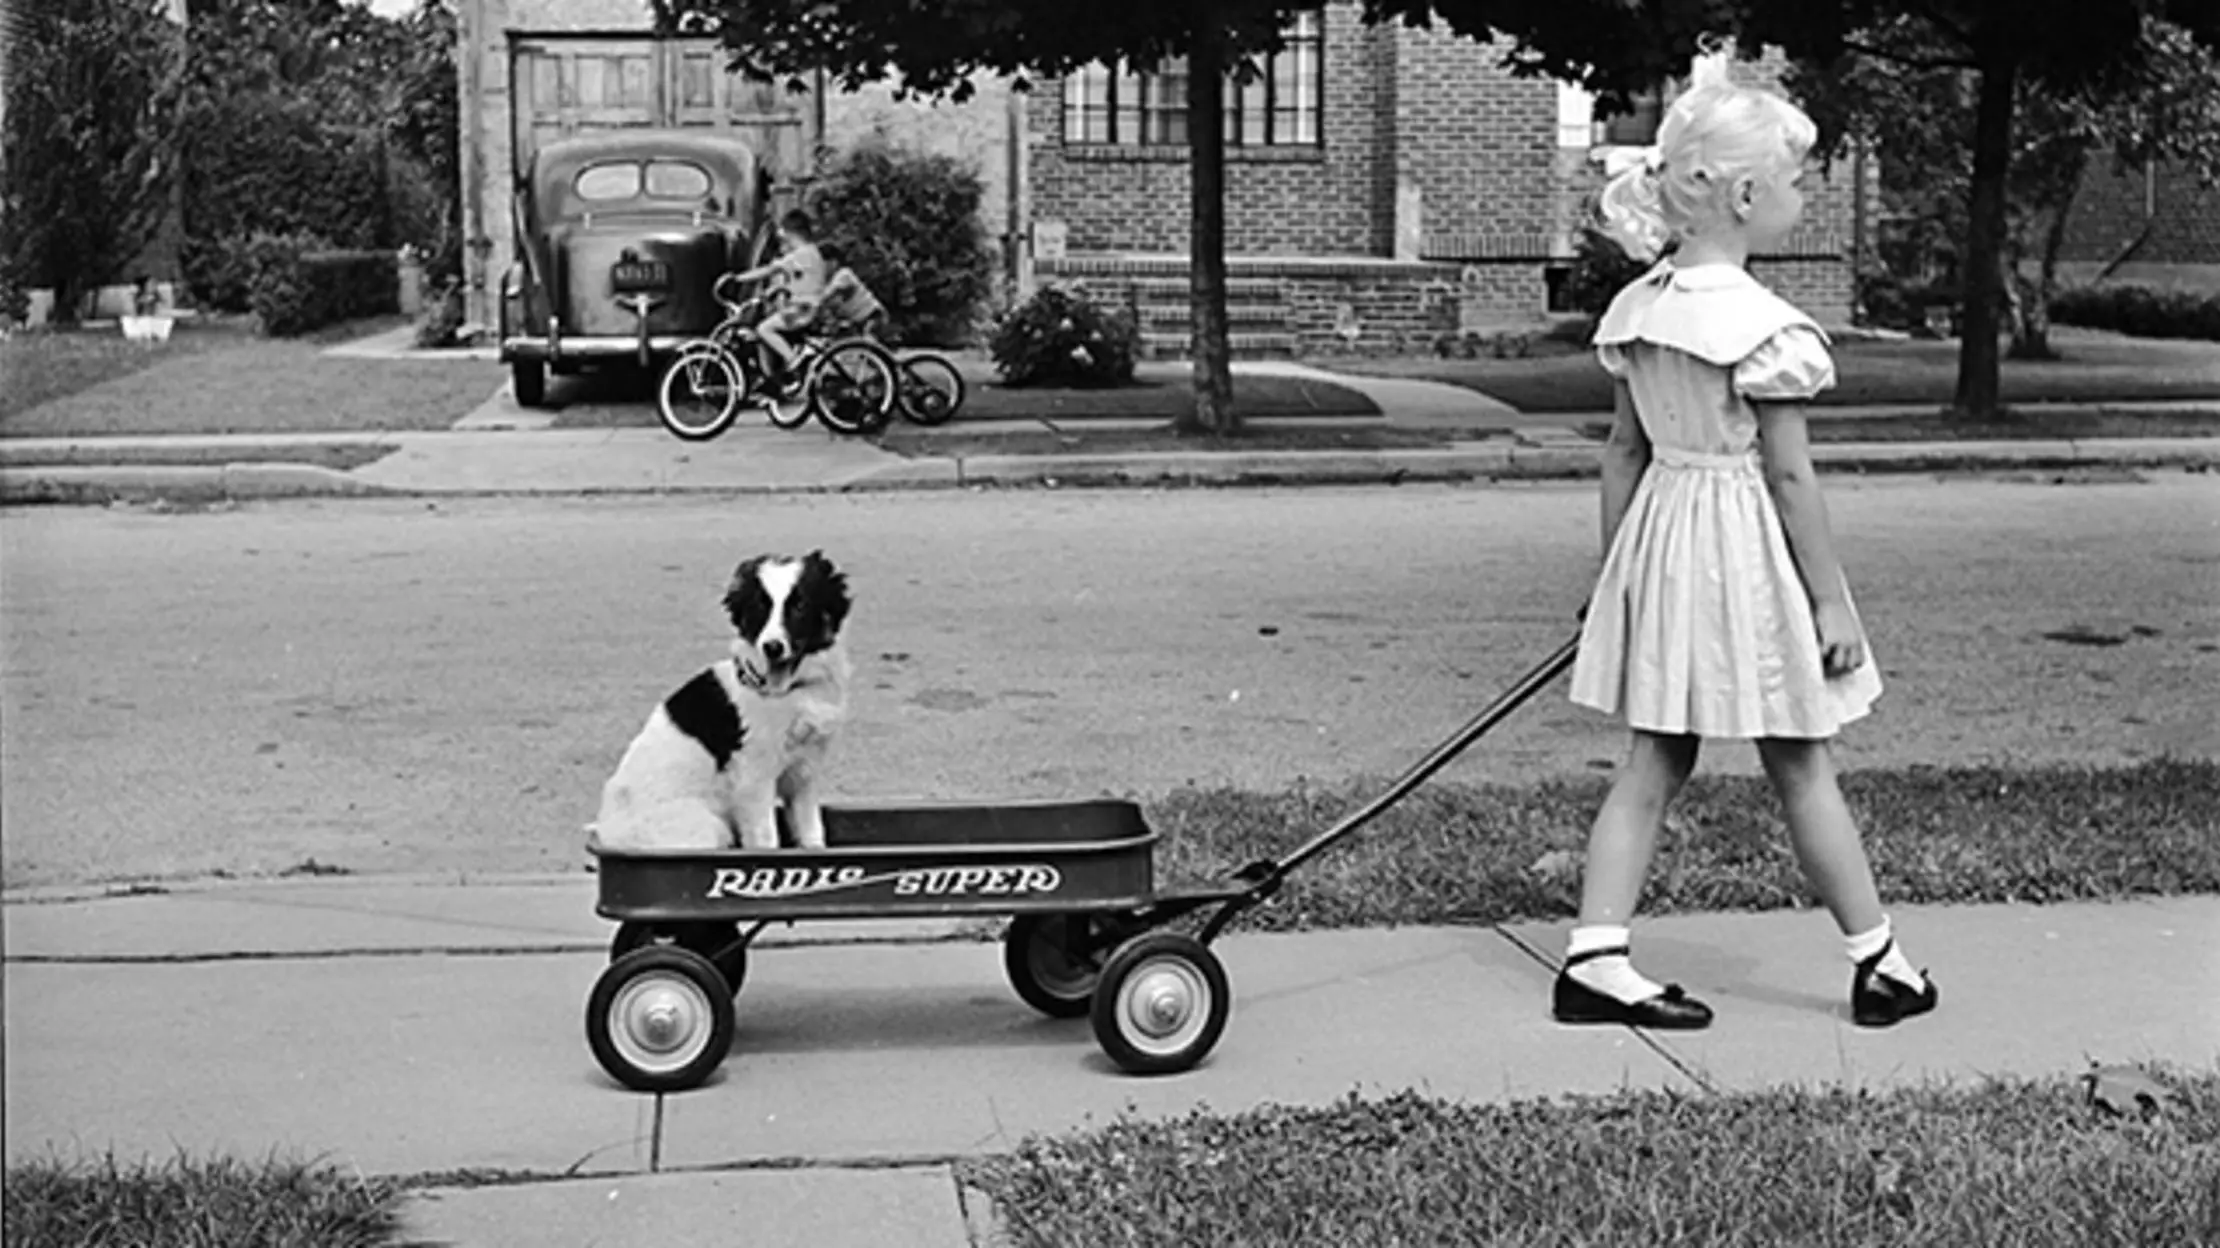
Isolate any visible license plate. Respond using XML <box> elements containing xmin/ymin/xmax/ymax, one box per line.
<box><xmin>611</xmin><ymin>261</ymin><xmax>668</xmax><ymax>292</ymax></box>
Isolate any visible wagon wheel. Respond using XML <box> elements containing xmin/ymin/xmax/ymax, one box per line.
<box><xmin>586</xmin><ymin>947</ymin><xmax>735</xmax><ymax>1094</ymax></box>
<box><xmin>1091</xmin><ymin>933</ymin><xmax>1231</xmax><ymax>1076</ymax></box>
<box><xmin>610</xmin><ymin>921</ymin><xmax>748</xmax><ymax>996</ymax></box>
<box><xmin>1003</xmin><ymin>913</ymin><xmax>1117</xmax><ymax>1019</ymax></box>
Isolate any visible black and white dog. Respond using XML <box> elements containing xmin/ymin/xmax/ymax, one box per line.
<box><xmin>595</xmin><ymin>552</ymin><xmax>852</xmax><ymax>852</ymax></box>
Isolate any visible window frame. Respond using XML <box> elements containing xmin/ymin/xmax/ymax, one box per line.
<box><xmin>1061</xmin><ymin>9</ymin><xmax>1325</xmax><ymax>149</ymax></box>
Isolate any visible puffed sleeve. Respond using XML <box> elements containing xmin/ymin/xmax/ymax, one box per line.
<box><xmin>1733</xmin><ymin>325</ymin><xmax>1836</xmax><ymax>401</ymax></box>
<box><xmin>1595</xmin><ymin>343</ymin><xmax>1630</xmax><ymax>378</ymax></box>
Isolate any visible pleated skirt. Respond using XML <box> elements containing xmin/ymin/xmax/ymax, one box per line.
<box><xmin>1569</xmin><ymin>447</ymin><xmax>1882</xmax><ymax>739</ymax></box>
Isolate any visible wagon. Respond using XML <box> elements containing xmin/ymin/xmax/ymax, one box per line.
<box><xmin>585</xmin><ymin>633</ymin><xmax>1581</xmax><ymax>1093</ymax></box>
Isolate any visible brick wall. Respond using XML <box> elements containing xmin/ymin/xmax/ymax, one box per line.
<box><xmin>1025</xmin><ymin>10</ymin><xmax>1855</xmax><ymax>325</ymax></box>
<box><xmin>1025</xmin><ymin>2</ymin><xmax>1386</xmax><ymax>255</ymax></box>
<box><xmin>2057</xmin><ymin>158</ymin><xmax>2220</xmax><ymax>290</ymax></box>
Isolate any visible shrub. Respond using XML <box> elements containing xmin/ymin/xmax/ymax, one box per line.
<box><xmin>989</xmin><ymin>285</ymin><xmax>1140</xmax><ymax>388</ymax></box>
<box><xmin>804</xmin><ymin>142</ymin><xmax>996</xmax><ymax>347</ymax></box>
<box><xmin>413</xmin><ymin>276</ymin><xmax>467</xmax><ymax>348</ymax></box>
<box><xmin>2050</xmin><ymin>283</ymin><xmax>2220</xmax><ymax>342</ymax></box>
<box><xmin>181</xmin><ymin>93</ymin><xmax>394</xmax><ymax>312</ymax></box>
<box><xmin>245</xmin><ymin>234</ymin><xmax>397</xmax><ymax>337</ymax></box>
<box><xmin>1560</xmin><ymin>226</ymin><xmax>1652</xmax><ymax>318</ymax></box>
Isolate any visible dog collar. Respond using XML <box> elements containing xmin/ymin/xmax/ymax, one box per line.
<box><xmin>736</xmin><ymin>660</ymin><xmax>769</xmax><ymax>692</ymax></box>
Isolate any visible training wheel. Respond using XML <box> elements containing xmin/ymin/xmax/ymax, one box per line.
<box><xmin>609</xmin><ymin>920</ymin><xmax>748</xmax><ymax>996</ymax></box>
<box><xmin>1090</xmin><ymin>932</ymin><xmax>1230</xmax><ymax>1076</ymax></box>
<box><xmin>1003</xmin><ymin>913</ymin><xmax>1113</xmax><ymax>1018</ymax></box>
<box><xmin>586</xmin><ymin>947</ymin><xmax>735</xmax><ymax>1093</ymax></box>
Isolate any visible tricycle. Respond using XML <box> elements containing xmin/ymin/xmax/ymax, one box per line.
<box><xmin>585</xmin><ymin>632</ymin><xmax>1582</xmax><ymax>1093</ymax></box>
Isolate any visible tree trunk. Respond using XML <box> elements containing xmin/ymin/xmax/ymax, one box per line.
<box><xmin>2010</xmin><ymin>155</ymin><xmax>2085</xmax><ymax>362</ymax></box>
<box><xmin>1179</xmin><ymin>28</ymin><xmax>1237</xmax><ymax>437</ymax></box>
<box><xmin>1954</xmin><ymin>52</ymin><xmax>2017</xmax><ymax>416</ymax></box>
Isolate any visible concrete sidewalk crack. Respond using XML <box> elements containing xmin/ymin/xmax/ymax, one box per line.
<box><xmin>1489</xmin><ymin>923</ymin><xmax>1720</xmax><ymax>1096</ymax></box>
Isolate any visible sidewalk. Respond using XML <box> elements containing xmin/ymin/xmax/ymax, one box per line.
<box><xmin>5</xmin><ymin>874</ymin><xmax>2215</xmax><ymax>1244</ymax></box>
<box><xmin>3</xmin><ymin>355</ymin><xmax>2215</xmax><ymax>505</ymax></box>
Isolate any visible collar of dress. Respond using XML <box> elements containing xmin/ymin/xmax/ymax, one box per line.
<box><xmin>1592</xmin><ymin>260</ymin><xmax>1829</xmax><ymax>367</ymax></box>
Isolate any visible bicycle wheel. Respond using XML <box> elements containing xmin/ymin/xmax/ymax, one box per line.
<box><xmin>657</xmin><ymin>345</ymin><xmax>743</xmax><ymax>442</ymax></box>
<box><xmin>808</xmin><ymin>339</ymin><xmax>899</xmax><ymax>436</ymax></box>
<box><xmin>896</xmin><ymin>353</ymin><xmax>964</xmax><ymax>426</ymax></box>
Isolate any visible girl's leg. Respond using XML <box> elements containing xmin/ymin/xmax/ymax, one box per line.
<box><xmin>1756</xmin><ymin>737</ymin><xmax>1937</xmax><ymax>1026</ymax></box>
<box><xmin>1577</xmin><ymin>730</ymin><xmax>1701</xmax><ymax>926</ymax></box>
<box><xmin>1556</xmin><ymin>731</ymin><xmax>1711</xmax><ymax>1028</ymax></box>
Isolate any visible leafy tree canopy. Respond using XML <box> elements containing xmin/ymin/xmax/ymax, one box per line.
<box><xmin>650</xmin><ymin>0</ymin><xmax>1323</xmax><ymax>98</ymax></box>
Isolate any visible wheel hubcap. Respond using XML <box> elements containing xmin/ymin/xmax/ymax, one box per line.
<box><xmin>611</xmin><ymin>973</ymin><xmax>712</xmax><ymax>1072</ymax></box>
<box><xmin>1121</xmin><ymin>957</ymin><xmax>1207</xmax><ymax>1053</ymax></box>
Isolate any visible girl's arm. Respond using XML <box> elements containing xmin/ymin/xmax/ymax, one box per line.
<box><xmin>1598</xmin><ymin>379</ymin><xmax>1649</xmax><ymax>556</ymax></box>
<box><xmin>1756</xmin><ymin>401</ymin><xmax>1864</xmax><ymax>675</ymax></box>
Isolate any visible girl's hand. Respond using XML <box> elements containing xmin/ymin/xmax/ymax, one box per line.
<box><xmin>1813</xmin><ymin>600</ymin><xmax>1865</xmax><ymax>678</ymax></box>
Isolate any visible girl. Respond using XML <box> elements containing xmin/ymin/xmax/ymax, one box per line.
<box><xmin>1556</xmin><ymin>80</ymin><xmax>1937</xmax><ymax>1032</ymax></box>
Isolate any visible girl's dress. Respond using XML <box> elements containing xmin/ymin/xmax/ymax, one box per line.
<box><xmin>1570</xmin><ymin>261</ymin><xmax>1882</xmax><ymax>739</ymax></box>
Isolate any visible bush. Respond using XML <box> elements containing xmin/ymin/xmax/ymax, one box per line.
<box><xmin>413</xmin><ymin>276</ymin><xmax>467</xmax><ymax>348</ymax></box>
<box><xmin>181</xmin><ymin>93</ymin><xmax>394</xmax><ymax>312</ymax></box>
<box><xmin>1560</xmin><ymin>227</ymin><xmax>1652</xmax><ymax>319</ymax></box>
<box><xmin>989</xmin><ymin>285</ymin><xmax>1140</xmax><ymax>388</ymax></box>
<box><xmin>245</xmin><ymin>234</ymin><xmax>397</xmax><ymax>337</ymax></box>
<box><xmin>804</xmin><ymin>142</ymin><xmax>996</xmax><ymax>347</ymax></box>
<box><xmin>2050</xmin><ymin>283</ymin><xmax>2220</xmax><ymax>342</ymax></box>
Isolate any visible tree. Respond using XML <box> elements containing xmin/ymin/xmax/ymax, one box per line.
<box><xmin>650</xmin><ymin>0</ymin><xmax>1322</xmax><ymax>436</ymax></box>
<box><xmin>0</xmin><ymin>0</ymin><xmax>185</xmax><ymax>325</ymax></box>
<box><xmin>1791</xmin><ymin>16</ymin><xmax>2220</xmax><ymax>360</ymax></box>
<box><xmin>1381</xmin><ymin>0</ymin><xmax>2220</xmax><ymax>415</ymax></box>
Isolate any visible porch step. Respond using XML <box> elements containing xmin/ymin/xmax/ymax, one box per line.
<box><xmin>1141</xmin><ymin>330</ymin><xmax>1300</xmax><ymax>360</ymax></box>
<box><xmin>1128</xmin><ymin>277</ymin><xmax>1288</xmax><ymax>303</ymax></box>
<box><xmin>1133</xmin><ymin>301</ymin><xmax>1293</xmax><ymax>331</ymax></box>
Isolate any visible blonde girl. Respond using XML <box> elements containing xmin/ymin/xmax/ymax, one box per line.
<box><xmin>1556</xmin><ymin>80</ymin><xmax>1937</xmax><ymax>1031</ymax></box>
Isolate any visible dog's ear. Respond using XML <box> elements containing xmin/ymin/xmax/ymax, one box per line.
<box><xmin>723</xmin><ymin>556</ymin><xmax>765</xmax><ymax>624</ymax></box>
<box><xmin>805</xmin><ymin>551</ymin><xmax>851</xmax><ymax>632</ymax></box>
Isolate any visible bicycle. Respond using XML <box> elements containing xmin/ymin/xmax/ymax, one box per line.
<box><xmin>655</xmin><ymin>275</ymin><xmax>901</xmax><ymax>441</ymax></box>
<box><xmin>889</xmin><ymin>348</ymin><xmax>964</xmax><ymax>427</ymax></box>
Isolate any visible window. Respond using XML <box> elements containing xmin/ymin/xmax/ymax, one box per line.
<box><xmin>575</xmin><ymin>162</ymin><xmax>642</xmax><ymax>201</ymax></box>
<box><xmin>643</xmin><ymin>161</ymin><xmax>712</xmax><ymax>199</ymax></box>
<box><xmin>1062</xmin><ymin>9</ymin><xmax>1323</xmax><ymax>147</ymax></box>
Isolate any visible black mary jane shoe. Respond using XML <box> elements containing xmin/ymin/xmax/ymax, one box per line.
<box><xmin>1551</xmin><ymin>946</ymin><xmax>1715</xmax><ymax>1030</ymax></box>
<box><xmin>1852</xmin><ymin>942</ymin><xmax>1938</xmax><ymax>1028</ymax></box>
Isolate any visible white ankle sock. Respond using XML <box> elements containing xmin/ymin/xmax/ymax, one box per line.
<box><xmin>1565</xmin><ymin>924</ymin><xmax>1665</xmax><ymax>1005</ymax></box>
<box><xmin>1845</xmin><ymin>919</ymin><xmax>1925</xmax><ymax>990</ymax></box>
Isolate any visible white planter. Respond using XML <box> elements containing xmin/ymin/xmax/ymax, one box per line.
<box><xmin>121</xmin><ymin>315</ymin><xmax>175</xmax><ymax>343</ymax></box>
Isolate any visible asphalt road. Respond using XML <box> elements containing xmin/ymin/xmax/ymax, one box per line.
<box><xmin>3</xmin><ymin>473</ymin><xmax>2215</xmax><ymax>889</ymax></box>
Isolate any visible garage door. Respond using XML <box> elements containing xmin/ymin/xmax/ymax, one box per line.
<box><xmin>509</xmin><ymin>35</ymin><xmax>814</xmax><ymax>182</ymax></box>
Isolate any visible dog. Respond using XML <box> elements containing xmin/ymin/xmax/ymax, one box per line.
<box><xmin>594</xmin><ymin>551</ymin><xmax>852</xmax><ymax>852</ymax></box>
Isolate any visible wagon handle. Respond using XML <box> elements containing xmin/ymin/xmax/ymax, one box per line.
<box><xmin>1228</xmin><ymin>628</ymin><xmax>1584</xmax><ymax>899</ymax></box>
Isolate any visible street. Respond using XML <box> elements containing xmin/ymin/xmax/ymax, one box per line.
<box><xmin>3</xmin><ymin>474</ymin><xmax>2216</xmax><ymax>889</ymax></box>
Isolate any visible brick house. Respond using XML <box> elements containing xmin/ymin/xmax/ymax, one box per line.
<box><xmin>2057</xmin><ymin>160</ymin><xmax>2220</xmax><ymax>291</ymax></box>
<box><xmin>452</xmin><ymin>0</ymin><xmax>1021</xmax><ymax>335</ymax></box>
<box><xmin>1026</xmin><ymin>6</ymin><xmax>1861</xmax><ymax>356</ymax></box>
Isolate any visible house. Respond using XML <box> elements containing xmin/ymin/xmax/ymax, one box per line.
<box><xmin>1026</xmin><ymin>8</ymin><xmax>1861</xmax><ymax>355</ymax></box>
<box><xmin>452</xmin><ymin>0</ymin><xmax>1022</xmax><ymax>336</ymax></box>
<box><xmin>2058</xmin><ymin>159</ymin><xmax>2220</xmax><ymax>291</ymax></box>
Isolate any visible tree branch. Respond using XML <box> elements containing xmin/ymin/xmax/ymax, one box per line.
<box><xmin>1905</xmin><ymin>0</ymin><xmax>1978</xmax><ymax>49</ymax></box>
<box><xmin>1841</xmin><ymin>37</ymin><xmax>1978</xmax><ymax>71</ymax></box>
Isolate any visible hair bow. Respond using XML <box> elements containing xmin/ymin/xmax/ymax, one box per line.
<box><xmin>1604</xmin><ymin>145</ymin><xmax>1665</xmax><ymax>179</ymax></box>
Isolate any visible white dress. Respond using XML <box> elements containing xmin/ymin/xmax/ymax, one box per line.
<box><xmin>1569</xmin><ymin>261</ymin><xmax>1883</xmax><ymax>740</ymax></box>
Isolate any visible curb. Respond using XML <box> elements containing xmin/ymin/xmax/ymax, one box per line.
<box><xmin>3</xmin><ymin>439</ymin><xmax>2212</xmax><ymax>506</ymax></box>
<box><xmin>0</xmin><ymin>462</ymin><xmax>398</xmax><ymax>505</ymax></box>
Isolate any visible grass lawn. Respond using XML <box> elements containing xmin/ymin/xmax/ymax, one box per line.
<box><xmin>964</xmin><ymin>1073</ymin><xmax>2220</xmax><ymax>1247</ymax></box>
<box><xmin>1146</xmin><ymin>757</ymin><xmax>2218</xmax><ymax>933</ymax></box>
<box><xmin>0</xmin><ymin>316</ymin><xmax>497</xmax><ymax>438</ymax></box>
<box><xmin>1332</xmin><ymin>331</ymin><xmax>2220</xmax><ymax>415</ymax></box>
<box><xmin>876</xmin><ymin>423</ymin><xmax>1461</xmax><ymax>459</ymax></box>
<box><xmin>543</xmin><ymin>370</ymin><xmax>1381</xmax><ymax>431</ymax></box>
<box><xmin>3</xmin><ymin>1153</ymin><xmax>405</xmax><ymax>1248</ymax></box>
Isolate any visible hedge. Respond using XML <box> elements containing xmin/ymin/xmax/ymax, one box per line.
<box><xmin>2049</xmin><ymin>283</ymin><xmax>2220</xmax><ymax>342</ymax></box>
<box><xmin>181</xmin><ymin>93</ymin><xmax>393</xmax><ymax>312</ymax></box>
<box><xmin>246</xmin><ymin>234</ymin><xmax>398</xmax><ymax>337</ymax></box>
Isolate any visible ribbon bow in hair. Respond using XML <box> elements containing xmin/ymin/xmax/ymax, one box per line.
<box><xmin>1604</xmin><ymin>144</ymin><xmax>1665</xmax><ymax>180</ymax></box>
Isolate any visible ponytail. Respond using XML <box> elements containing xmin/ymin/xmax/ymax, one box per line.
<box><xmin>1597</xmin><ymin>146</ymin><xmax>1671</xmax><ymax>263</ymax></box>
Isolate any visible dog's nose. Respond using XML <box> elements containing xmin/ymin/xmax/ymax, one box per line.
<box><xmin>762</xmin><ymin>638</ymin><xmax>788</xmax><ymax>663</ymax></box>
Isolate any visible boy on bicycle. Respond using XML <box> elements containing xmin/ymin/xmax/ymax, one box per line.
<box><xmin>730</xmin><ymin>209</ymin><xmax>828</xmax><ymax>391</ymax></box>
